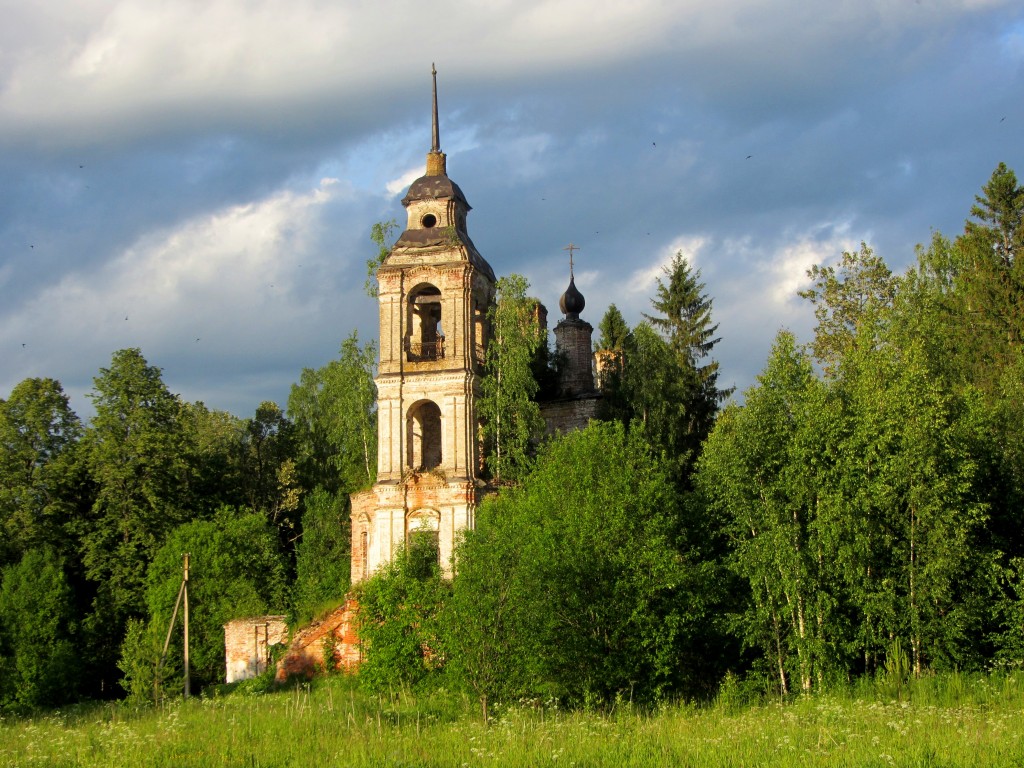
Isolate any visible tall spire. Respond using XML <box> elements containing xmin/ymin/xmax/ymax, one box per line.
<box><xmin>426</xmin><ymin>64</ymin><xmax>447</xmax><ymax>176</ymax></box>
<box><xmin>431</xmin><ymin>63</ymin><xmax>440</xmax><ymax>153</ymax></box>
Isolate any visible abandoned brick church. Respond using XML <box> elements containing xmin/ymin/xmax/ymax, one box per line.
<box><xmin>230</xmin><ymin>69</ymin><xmax>605</xmax><ymax>681</ymax></box>
<box><xmin>349</xmin><ymin>67</ymin><xmax>602</xmax><ymax>584</ymax></box>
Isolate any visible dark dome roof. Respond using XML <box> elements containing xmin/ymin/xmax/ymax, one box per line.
<box><xmin>401</xmin><ymin>174</ymin><xmax>471</xmax><ymax>209</ymax></box>
<box><xmin>559</xmin><ymin>275</ymin><xmax>585</xmax><ymax>319</ymax></box>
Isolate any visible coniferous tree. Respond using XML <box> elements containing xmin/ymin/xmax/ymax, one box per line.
<box><xmin>593</xmin><ymin>305</ymin><xmax>632</xmax><ymax>421</ymax></box>
<box><xmin>966</xmin><ymin>162</ymin><xmax>1023</xmax><ymax>269</ymax></box>
<box><xmin>958</xmin><ymin>163</ymin><xmax>1024</xmax><ymax>388</ymax></box>
<box><xmin>640</xmin><ymin>252</ymin><xmax>731</xmax><ymax>476</ymax></box>
<box><xmin>595</xmin><ymin>303</ymin><xmax>631</xmax><ymax>352</ymax></box>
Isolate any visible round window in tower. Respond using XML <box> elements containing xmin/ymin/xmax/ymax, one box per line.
<box><xmin>421</xmin><ymin>213</ymin><xmax>437</xmax><ymax>228</ymax></box>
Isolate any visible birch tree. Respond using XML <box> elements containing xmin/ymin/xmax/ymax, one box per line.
<box><xmin>479</xmin><ymin>274</ymin><xmax>544</xmax><ymax>485</ymax></box>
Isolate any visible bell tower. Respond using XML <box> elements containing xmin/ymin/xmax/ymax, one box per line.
<box><xmin>351</xmin><ymin>66</ymin><xmax>495</xmax><ymax>583</ymax></box>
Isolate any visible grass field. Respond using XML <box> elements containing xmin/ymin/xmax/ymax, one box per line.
<box><xmin>2</xmin><ymin>672</ymin><xmax>1023</xmax><ymax>767</ymax></box>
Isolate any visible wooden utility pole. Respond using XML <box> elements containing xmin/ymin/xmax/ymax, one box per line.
<box><xmin>156</xmin><ymin>552</ymin><xmax>192</xmax><ymax>702</ymax></box>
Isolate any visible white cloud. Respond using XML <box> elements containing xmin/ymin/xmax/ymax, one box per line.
<box><xmin>1</xmin><ymin>0</ymin><xmax>1013</xmax><ymax>145</ymax></box>
<box><xmin>386</xmin><ymin>167</ymin><xmax>422</xmax><ymax>198</ymax></box>
<box><xmin>758</xmin><ymin>225</ymin><xmax>858</xmax><ymax>306</ymax></box>
<box><xmin>0</xmin><ymin>175</ymin><xmax>354</xmax><ymax>403</ymax></box>
<box><xmin>623</xmin><ymin>236</ymin><xmax>709</xmax><ymax>297</ymax></box>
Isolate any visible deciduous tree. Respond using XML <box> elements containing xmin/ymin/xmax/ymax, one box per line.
<box><xmin>798</xmin><ymin>243</ymin><xmax>897</xmax><ymax>377</ymax></box>
<box><xmin>81</xmin><ymin>349</ymin><xmax>190</xmax><ymax>625</ymax></box>
<box><xmin>120</xmin><ymin>508</ymin><xmax>289</xmax><ymax>698</ymax></box>
<box><xmin>446</xmin><ymin>421</ymin><xmax>719</xmax><ymax>705</ymax></box>
<box><xmin>288</xmin><ymin>332</ymin><xmax>377</xmax><ymax>495</ymax></box>
<box><xmin>355</xmin><ymin>540</ymin><xmax>448</xmax><ymax>694</ymax></box>
<box><xmin>292</xmin><ymin>488</ymin><xmax>352</xmax><ymax>623</ymax></box>
<box><xmin>365</xmin><ymin>219</ymin><xmax>398</xmax><ymax>298</ymax></box>
<box><xmin>0</xmin><ymin>378</ymin><xmax>82</xmax><ymax>566</ymax></box>
<box><xmin>0</xmin><ymin>547</ymin><xmax>80</xmax><ymax>711</ymax></box>
<box><xmin>479</xmin><ymin>274</ymin><xmax>544</xmax><ymax>484</ymax></box>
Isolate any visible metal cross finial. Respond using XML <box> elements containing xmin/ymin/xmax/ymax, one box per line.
<box><xmin>563</xmin><ymin>243</ymin><xmax>579</xmax><ymax>277</ymax></box>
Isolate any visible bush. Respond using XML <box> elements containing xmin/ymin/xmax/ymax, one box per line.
<box><xmin>442</xmin><ymin>421</ymin><xmax>722</xmax><ymax>708</ymax></box>
<box><xmin>356</xmin><ymin>540</ymin><xmax>449</xmax><ymax>694</ymax></box>
<box><xmin>0</xmin><ymin>548</ymin><xmax>80</xmax><ymax>711</ymax></box>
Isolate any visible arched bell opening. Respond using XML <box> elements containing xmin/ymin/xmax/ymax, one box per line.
<box><xmin>407</xmin><ymin>400</ymin><xmax>443</xmax><ymax>472</ymax></box>
<box><xmin>406</xmin><ymin>283</ymin><xmax>444</xmax><ymax>362</ymax></box>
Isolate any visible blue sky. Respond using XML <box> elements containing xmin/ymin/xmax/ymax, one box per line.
<box><xmin>1</xmin><ymin>0</ymin><xmax>1021</xmax><ymax>420</ymax></box>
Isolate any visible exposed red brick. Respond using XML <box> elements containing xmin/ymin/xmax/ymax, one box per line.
<box><xmin>275</xmin><ymin>596</ymin><xmax>362</xmax><ymax>682</ymax></box>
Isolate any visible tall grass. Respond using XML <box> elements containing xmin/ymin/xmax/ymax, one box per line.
<box><xmin>2</xmin><ymin>672</ymin><xmax>1023</xmax><ymax>767</ymax></box>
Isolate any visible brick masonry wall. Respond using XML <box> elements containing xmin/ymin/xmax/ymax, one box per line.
<box><xmin>223</xmin><ymin>616</ymin><xmax>289</xmax><ymax>683</ymax></box>
<box><xmin>554</xmin><ymin>318</ymin><xmax>594</xmax><ymax>396</ymax></box>
<box><xmin>275</xmin><ymin>596</ymin><xmax>362</xmax><ymax>681</ymax></box>
<box><xmin>540</xmin><ymin>396</ymin><xmax>601</xmax><ymax>436</ymax></box>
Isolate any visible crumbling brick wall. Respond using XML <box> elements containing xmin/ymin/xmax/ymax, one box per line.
<box><xmin>223</xmin><ymin>616</ymin><xmax>289</xmax><ymax>683</ymax></box>
<box><xmin>276</xmin><ymin>597</ymin><xmax>361</xmax><ymax>681</ymax></box>
<box><xmin>540</xmin><ymin>395</ymin><xmax>601</xmax><ymax>436</ymax></box>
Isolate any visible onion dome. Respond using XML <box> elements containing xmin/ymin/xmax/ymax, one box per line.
<box><xmin>559</xmin><ymin>275</ymin><xmax>585</xmax><ymax>319</ymax></box>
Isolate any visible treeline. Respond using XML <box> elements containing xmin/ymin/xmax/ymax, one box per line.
<box><xmin>355</xmin><ymin>163</ymin><xmax>1024</xmax><ymax>708</ymax></box>
<box><xmin>698</xmin><ymin>163</ymin><xmax>1024</xmax><ymax>693</ymax></box>
<box><xmin>0</xmin><ymin>334</ymin><xmax>377</xmax><ymax>710</ymax></box>
<box><xmin>2</xmin><ymin>163</ymin><xmax>1022</xmax><ymax>714</ymax></box>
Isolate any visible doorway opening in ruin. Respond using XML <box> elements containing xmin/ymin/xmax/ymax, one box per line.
<box><xmin>407</xmin><ymin>509</ymin><xmax>440</xmax><ymax>577</ymax></box>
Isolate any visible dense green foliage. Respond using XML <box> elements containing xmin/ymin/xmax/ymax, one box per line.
<box><xmin>355</xmin><ymin>422</ymin><xmax>729</xmax><ymax>710</ymax></box>
<box><xmin>479</xmin><ymin>273</ymin><xmax>545</xmax><ymax>484</ymax></box>
<box><xmin>442</xmin><ymin>421</ymin><xmax>726</xmax><ymax>708</ymax></box>
<box><xmin>0</xmin><ymin>547</ymin><xmax>80</xmax><ymax>711</ymax></box>
<box><xmin>2</xmin><ymin>164</ymin><xmax>1024</xmax><ymax>715</ymax></box>
<box><xmin>0</xmin><ymin>378</ymin><xmax>82</xmax><ymax>567</ymax></box>
<box><xmin>695</xmin><ymin>163</ymin><xmax>1024</xmax><ymax>694</ymax></box>
<box><xmin>119</xmin><ymin>509</ymin><xmax>290</xmax><ymax>701</ymax></box>
<box><xmin>355</xmin><ymin>539</ymin><xmax>448</xmax><ymax>694</ymax></box>
<box><xmin>0</xmin><ymin>340</ymin><xmax>375</xmax><ymax>702</ymax></box>
<box><xmin>291</xmin><ymin>488</ymin><xmax>353</xmax><ymax>623</ymax></box>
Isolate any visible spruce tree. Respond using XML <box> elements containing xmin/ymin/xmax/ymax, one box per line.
<box><xmin>642</xmin><ymin>252</ymin><xmax>731</xmax><ymax>473</ymax></box>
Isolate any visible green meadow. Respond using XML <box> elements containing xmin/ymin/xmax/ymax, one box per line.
<box><xmin>3</xmin><ymin>672</ymin><xmax>1023</xmax><ymax>768</ymax></box>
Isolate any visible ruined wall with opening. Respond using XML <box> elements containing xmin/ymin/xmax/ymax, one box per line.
<box><xmin>224</xmin><ymin>616</ymin><xmax>289</xmax><ymax>683</ymax></box>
